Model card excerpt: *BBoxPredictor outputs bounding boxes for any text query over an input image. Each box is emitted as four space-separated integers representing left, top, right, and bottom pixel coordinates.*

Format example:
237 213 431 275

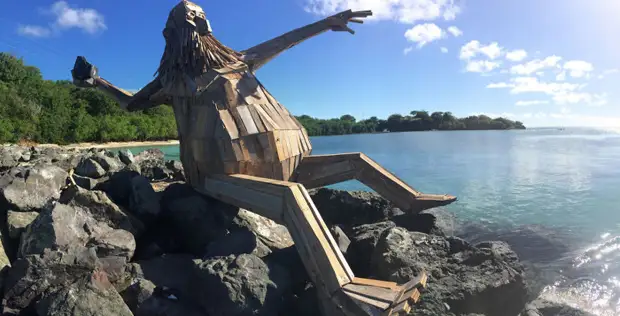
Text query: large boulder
75 157 107 179
118 150 135 165
91 152 124 174
129 175 161 222
363 225 528 316
134 149 169 181
521 299 596 316
59 186 144 236
19 204 136 261
190 253 291 316
7 210 39 239
95 169 141 207
3 248 131 315
1 164 68 211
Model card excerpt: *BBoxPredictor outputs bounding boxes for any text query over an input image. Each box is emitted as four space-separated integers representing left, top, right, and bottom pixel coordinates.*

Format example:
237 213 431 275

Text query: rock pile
0 144 574 315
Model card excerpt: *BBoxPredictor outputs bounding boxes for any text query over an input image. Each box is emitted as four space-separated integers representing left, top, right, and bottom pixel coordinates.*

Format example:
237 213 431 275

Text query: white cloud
440 47 448 53
505 49 527 62
403 46 414 55
50 1 106 33
515 100 549 106
304 0 462 24
486 82 512 89
404 23 444 47
556 71 566 81
459 40 503 60
447 26 462 37
553 92 607 106
465 60 500 73
17 25 51 37
563 60 593 78
510 55 562 75
17 1 106 37
598 68 619 79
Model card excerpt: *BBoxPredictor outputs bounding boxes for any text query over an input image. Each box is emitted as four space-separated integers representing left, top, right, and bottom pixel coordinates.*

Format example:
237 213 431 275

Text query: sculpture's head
157 1 241 89
166 1 212 36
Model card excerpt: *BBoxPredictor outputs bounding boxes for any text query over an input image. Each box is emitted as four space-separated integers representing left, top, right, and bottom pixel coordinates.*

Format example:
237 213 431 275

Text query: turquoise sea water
119 127 620 314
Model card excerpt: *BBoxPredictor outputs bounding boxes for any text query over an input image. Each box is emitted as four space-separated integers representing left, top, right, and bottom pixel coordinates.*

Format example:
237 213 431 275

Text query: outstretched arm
71 56 169 111
241 9 372 72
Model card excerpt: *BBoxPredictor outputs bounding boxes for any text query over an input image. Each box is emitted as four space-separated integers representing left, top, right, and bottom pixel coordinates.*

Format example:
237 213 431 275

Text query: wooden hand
71 56 99 88
325 9 373 34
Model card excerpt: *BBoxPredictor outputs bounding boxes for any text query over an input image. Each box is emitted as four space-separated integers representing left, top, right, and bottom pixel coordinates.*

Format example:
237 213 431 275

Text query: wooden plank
351 278 399 290
271 161 284 180
243 136 260 161
257 133 276 162
282 131 292 159
229 106 249 136
281 158 290 182
342 284 398 303
247 105 266 133
231 140 245 161
223 79 244 108
203 176 284 222
298 186 355 281
261 103 286 130
287 154 295 180
218 110 239 140
213 173 295 194
254 104 279 130
272 131 286 162
284 186 351 291
343 290 391 310
236 105 259 135
268 102 296 130
216 138 237 162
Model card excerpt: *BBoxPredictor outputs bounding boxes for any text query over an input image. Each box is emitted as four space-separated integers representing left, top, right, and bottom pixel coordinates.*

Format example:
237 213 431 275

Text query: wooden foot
293 153 457 214
199 174 429 315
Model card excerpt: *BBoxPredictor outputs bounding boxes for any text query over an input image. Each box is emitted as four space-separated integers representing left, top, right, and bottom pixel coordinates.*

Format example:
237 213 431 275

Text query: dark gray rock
121 278 204 316
92 153 123 174
309 188 399 229
7 210 39 239
72 174 100 190
134 149 168 181
232 209 294 252
59 186 144 236
2 165 68 211
330 225 351 254
95 169 141 207
522 299 596 316
75 157 107 178
165 160 185 181
129 175 161 221
190 253 291 316
3 248 130 315
345 221 397 276
118 149 135 165
19 204 136 261
368 227 528 316
206 228 272 258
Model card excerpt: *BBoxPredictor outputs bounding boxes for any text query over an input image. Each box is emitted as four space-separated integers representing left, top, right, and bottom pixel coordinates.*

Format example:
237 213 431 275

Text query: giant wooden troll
71 1 456 315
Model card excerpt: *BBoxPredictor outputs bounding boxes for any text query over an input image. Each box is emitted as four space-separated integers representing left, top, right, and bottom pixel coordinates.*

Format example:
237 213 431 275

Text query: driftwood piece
70 2 456 315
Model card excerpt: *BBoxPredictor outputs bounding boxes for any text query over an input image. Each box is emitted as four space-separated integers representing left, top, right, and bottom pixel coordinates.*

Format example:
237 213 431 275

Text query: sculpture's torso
167 62 312 188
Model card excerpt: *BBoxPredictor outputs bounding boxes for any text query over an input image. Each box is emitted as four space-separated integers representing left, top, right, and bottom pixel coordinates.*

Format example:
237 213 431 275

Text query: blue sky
0 0 618 127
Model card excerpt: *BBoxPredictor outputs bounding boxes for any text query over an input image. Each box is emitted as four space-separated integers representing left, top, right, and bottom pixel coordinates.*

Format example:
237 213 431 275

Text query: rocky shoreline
0 144 591 316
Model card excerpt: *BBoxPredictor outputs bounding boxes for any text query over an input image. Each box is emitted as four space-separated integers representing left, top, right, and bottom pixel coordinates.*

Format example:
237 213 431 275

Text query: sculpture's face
167 1 212 35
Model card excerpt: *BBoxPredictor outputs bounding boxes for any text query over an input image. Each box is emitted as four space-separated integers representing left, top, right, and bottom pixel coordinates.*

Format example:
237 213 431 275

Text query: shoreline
2 140 180 149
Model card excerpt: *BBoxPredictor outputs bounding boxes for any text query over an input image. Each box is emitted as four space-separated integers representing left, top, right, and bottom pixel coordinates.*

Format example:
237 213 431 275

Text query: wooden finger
349 18 364 24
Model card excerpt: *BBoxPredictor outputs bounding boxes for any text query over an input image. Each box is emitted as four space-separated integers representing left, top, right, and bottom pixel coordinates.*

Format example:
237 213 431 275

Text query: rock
19 204 136 262
160 183 236 255
232 209 294 251
92 153 123 174
165 160 185 181
72 174 100 190
59 186 144 236
345 221 396 276
129 175 161 221
368 227 528 316
118 150 135 165
392 212 446 236
522 299 596 316
0 146 22 170
75 157 107 178
3 248 129 314
95 169 141 207
0 233 10 284
134 149 168 181
190 254 290 316
330 225 351 254
119 255 204 316
206 228 272 258
35 270 133 316
2 165 68 211
309 188 400 229
7 210 39 239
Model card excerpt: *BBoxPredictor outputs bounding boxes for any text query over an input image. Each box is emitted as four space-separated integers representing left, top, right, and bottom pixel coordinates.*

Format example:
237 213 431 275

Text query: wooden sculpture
71 1 457 315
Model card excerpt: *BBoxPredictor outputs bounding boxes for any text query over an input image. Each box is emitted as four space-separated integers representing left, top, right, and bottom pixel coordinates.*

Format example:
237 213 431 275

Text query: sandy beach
5 140 180 149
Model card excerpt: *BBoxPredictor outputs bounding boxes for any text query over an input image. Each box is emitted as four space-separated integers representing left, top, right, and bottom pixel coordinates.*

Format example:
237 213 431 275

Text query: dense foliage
0 53 177 144
0 53 524 144
297 111 525 136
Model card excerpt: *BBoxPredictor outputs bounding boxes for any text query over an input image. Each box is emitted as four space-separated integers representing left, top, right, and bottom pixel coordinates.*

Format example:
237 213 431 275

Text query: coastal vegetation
0 53 525 144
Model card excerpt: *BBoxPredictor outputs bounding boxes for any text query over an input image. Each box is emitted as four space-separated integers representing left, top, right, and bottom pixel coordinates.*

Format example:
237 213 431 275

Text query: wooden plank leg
293 153 457 214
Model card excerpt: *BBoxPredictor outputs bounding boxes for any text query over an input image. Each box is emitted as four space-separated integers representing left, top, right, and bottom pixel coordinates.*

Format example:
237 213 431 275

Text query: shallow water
118 127 620 315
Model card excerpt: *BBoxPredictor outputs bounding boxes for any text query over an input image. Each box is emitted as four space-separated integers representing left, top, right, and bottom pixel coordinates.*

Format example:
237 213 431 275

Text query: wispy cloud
447 26 462 37
440 47 448 53
404 23 444 48
505 49 527 62
515 100 549 106
17 1 106 37
460 40 504 60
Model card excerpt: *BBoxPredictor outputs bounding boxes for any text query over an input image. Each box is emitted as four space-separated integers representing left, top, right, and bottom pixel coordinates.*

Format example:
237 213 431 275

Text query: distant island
0 53 525 145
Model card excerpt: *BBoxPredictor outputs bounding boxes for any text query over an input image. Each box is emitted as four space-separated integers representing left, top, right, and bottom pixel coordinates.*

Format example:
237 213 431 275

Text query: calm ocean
118 127 620 315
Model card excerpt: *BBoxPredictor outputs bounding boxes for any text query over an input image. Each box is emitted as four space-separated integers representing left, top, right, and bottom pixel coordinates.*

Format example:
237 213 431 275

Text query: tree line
0 53 525 144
